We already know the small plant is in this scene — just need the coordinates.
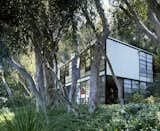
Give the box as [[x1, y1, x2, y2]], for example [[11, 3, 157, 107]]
[[2, 106, 47, 131], [145, 95, 157, 104], [130, 93, 144, 103]]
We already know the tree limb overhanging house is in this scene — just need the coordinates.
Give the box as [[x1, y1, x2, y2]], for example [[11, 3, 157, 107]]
[[59, 37, 153, 104]]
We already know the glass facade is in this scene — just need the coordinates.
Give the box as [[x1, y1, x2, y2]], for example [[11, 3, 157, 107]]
[[132, 80, 139, 93], [139, 52, 153, 82], [59, 46, 154, 104], [124, 78, 148, 96], [124, 79, 132, 93], [98, 76, 105, 103], [76, 80, 90, 104], [76, 76, 106, 104]]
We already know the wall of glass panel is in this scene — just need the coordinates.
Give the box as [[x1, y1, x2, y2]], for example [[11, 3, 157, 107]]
[[124, 79, 140, 102], [76, 80, 90, 104], [124, 79, 132, 93], [98, 76, 106, 103], [139, 52, 153, 82], [124, 78, 149, 101]]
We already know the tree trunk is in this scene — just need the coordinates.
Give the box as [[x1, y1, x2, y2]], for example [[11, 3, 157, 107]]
[[1, 74, 12, 97], [0, 63, 12, 97], [18, 76, 32, 96], [45, 64, 80, 117], [34, 47, 46, 111], [102, 51, 124, 105], [68, 56, 79, 112], [94, 0, 124, 105], [89, 44, 101, 113], [6, 57, 43, 105], [44, 65, 55, 107], [0, 71, 12, 97]]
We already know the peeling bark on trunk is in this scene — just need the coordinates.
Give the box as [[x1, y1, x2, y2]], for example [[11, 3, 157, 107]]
[[89, 45, 101, 113]]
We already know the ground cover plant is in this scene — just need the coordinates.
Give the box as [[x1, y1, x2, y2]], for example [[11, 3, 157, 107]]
[[0, 103, 160, 131]]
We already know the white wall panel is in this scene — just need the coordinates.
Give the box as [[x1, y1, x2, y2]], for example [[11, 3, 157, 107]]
[[106, 39, 140, 80]]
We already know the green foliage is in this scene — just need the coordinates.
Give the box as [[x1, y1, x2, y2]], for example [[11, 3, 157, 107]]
[[0, 78, 33, 108], [5, 92, 33, 108], [145, 95, 158, 104], [129, 93, 144, 103], [1, 107, 46, 131], [111, 0, 156, 53], [1, 104, 160, 130], [147, 73, 160, 97]]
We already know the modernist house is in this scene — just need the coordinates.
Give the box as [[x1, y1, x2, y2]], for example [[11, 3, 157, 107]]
[[59, 37, 154, 104]]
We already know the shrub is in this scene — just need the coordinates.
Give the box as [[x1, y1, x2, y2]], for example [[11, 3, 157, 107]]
[[1, 104, 160, 130], [145, 95, 158, 104], [1, 106, 47, 131], [5, 91, 34, 108], [129, 93, 144, 103]]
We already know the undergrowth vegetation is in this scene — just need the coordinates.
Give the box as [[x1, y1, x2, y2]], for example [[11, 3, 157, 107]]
[[0, 103, 160, 131]]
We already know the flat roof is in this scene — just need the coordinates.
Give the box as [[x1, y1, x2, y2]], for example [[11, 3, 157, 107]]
[[108, 37, 153, 55]]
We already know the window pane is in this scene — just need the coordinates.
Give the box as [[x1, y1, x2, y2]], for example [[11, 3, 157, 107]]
[[140, 82, 147, 89], [132, 80, 139, 93], [139, 52, 146, 57], [139, 52, 153, 80], [132, 81, 139, 89], [147, 54, 153, 63], [124, 79, 131, 93], [65, 65, 69, 76]]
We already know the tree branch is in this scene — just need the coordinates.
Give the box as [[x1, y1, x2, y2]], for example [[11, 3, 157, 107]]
[[122, 0, 160, 43], [146, 0, 160, 22], [148, 8, 160, 39]]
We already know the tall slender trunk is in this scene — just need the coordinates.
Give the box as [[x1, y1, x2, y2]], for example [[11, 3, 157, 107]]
[[88, 0, 124, 107], [1, 73, 12, 97], [101, 50, 124, 105], [34, 47, 46, 111], [68, 19, 80, 112], [53, 55, 58, 89], [44, 65, 55, 107], [68, 55, 79, 112], [89, 44, 101, 113], [0, 65, 12, 97]]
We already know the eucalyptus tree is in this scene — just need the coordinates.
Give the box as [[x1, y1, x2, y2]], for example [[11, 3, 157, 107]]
[[82, 0, 126, 112], [0, 0, 88, 114], [81, 0, 109, 112], [117, 0, 160, 46], [67, 17, 80, 112]]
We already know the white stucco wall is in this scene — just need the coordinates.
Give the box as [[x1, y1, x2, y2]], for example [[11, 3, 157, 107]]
[[106, 39, 140, 80]]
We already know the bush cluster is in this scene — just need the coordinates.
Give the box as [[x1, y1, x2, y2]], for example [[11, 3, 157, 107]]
[[1, 103, 160, 131]]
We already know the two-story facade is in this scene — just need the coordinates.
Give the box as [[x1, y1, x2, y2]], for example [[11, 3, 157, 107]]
[[59, 37, 153, 104]]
